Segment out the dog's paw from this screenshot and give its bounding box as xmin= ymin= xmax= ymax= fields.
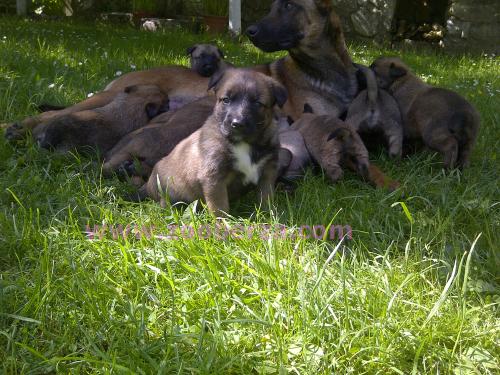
xmin=4 ymin=123 xmax=25 ymax=142
xmin=118 ymin=160 xmax=136 ymax=177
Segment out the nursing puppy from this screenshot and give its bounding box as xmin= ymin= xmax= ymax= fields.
xmin=371 ymin=57 xmax=480 ymax=169
xmin=102 ymin=96 xmax=216 ymax=180
xmin=35 ymin=84 xmax=169 ymax=154
xmin=346 ymin=66 xmax=403 ymax=158
xmin=291 ymin=110 xmax=370 ymax=184
xmin=187 ymin=43 xmax=233 ymax=77
xmin=136 ymin=69 xmax=287 ymax=216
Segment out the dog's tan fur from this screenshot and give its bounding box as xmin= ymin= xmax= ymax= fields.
xmin=102 ymin=96 xmax=215 ymax=179
xmin=371 ymin=57 xmax=480 ymax=169
xmin=34 ymin=84 xmax=169 ymax=154
xmin=137 ymin=69 xmax=286 ymax=216
xmin=346 ymin=66 xmax=404 ymax=158
xmin=291 ymin=113 xmax=370 ymax=183
xmin=187 ymin=43 xmax=233 ymax=77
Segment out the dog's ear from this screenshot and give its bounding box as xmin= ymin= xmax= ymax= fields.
xmin=303 ymin=103 xmax=314 ymax=114
xmin=207 ymin=68 xmax=227 ymax=91
xmin=314 ymin=0 xmax=333 ymax=13
xmin=389 ymin=63 xmax=407 ymax=79
xmin=217 ymin=47 xmax=225 ymax=59
xmin=124 ymin=85 xmax=138 ymax=94
xmin=186 ymin=45 xmax=197 ymax=56
xmin=327 ymin=127 xmax=351 ymax=142
xmin=272 ymin=83 xmax=288 ymax=108
xmin=145 ymin=103 xmax=161 ymax=119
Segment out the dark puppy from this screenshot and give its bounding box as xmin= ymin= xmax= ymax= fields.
xmin=346 ymin=66 xmax=404 ymax=158
xmin=291 ymin=112 xmax=370 ymax=183
xmin=371 ymin=57 xmax=480 ymax=169
xmin=136 ymin=69 xmax=287 ymax=216
xmin=35 ymin=85 xmax=169 ymax=154
xmin=102 ymin=96 xmax=216 ymax=180
xmin=186 ymin=43 xmax=233 ymax=77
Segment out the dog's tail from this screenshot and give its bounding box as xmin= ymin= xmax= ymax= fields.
xmin=448 ymin=110 xmax=480 ymax=146
xmin=359 ymin=66 xmax=378 ymax=105
xmin=37 ymin=103 xmax=67 ymax=112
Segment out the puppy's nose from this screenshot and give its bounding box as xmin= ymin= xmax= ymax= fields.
xmin=246 ymin=25 xmax=259 ymax=37
xmin=231 ymin=119 xmax=244 ymax=129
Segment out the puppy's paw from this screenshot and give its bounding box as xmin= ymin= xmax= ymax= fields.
xmin=118 ymin=160 xmax=136 ymax=177
xmin=4 ymin=123 xmax=25 ymax=142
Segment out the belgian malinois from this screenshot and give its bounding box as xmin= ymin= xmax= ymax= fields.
xmin=34 ymin=84 xmax=169 ymax=154
xmin=246 ymin=0 xmax=358 ymax=120
xmin=135 ymin=69 xmax=287 ymax=216
xmin=346 ymin=66 xmax=404 ymax=158
xmin=102 ymin=96 xmax=216 ymax=180
xmin=187 ymin=43 xmax=233 ymax=77
xmin=371 ymin=57 xmax=480 ymax=169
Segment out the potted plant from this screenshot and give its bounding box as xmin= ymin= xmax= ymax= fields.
xmin=201 ymin=0 xmax=228 ymax=34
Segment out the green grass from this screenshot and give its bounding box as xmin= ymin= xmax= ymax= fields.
xmin=0 ymin=16 xmax=499 ymax=374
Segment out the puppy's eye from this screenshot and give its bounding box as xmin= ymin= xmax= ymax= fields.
xmin=284 ymin=1 xmax=294 ymax=10
xmin=221 ymin=97 xmax=230 ymax=104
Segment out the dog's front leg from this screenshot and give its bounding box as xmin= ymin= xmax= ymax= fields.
xmin=257 ymin=159 xmax=279 ymax=210
xmin=203 ymin=182 xmax=230 ymax=217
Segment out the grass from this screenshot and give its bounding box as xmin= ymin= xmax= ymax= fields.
xmin=0 ymin=16 xmax=499 ymax=374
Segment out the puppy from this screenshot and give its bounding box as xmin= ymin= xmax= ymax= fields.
xmin=102 ymin=96 xmax=216 ymax=180
xmin=371 ymin=57 xmax=480 ymax=169
xmin=187 ymin=44 xmax=233 ymax=78
xmin=276 ymin=115 xmax=310 ymax=181
xmin=35 ymin=85 xmax=169 ymax=154
xmin=347 ymin=66 xmax=404 ymax=158
xmin=136 ymin=68 xmax=287 ymax=216
xmin=291 ymin=111 xmax=370 ymax=183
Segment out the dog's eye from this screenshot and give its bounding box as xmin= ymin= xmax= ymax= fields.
xmin=221 ymin=97 xmax=231 ymax=105
xmin=284 ymin=1 xmax=294 ymax=10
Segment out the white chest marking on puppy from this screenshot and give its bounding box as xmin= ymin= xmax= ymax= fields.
xmin=231 ymin=142 xmax=269 ymax=185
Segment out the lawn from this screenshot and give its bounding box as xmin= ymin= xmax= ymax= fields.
xmin=0 ymin=16 xmax=499 ymax=374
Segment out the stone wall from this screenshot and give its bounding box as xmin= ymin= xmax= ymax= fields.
xmin=332 ymin=0 xmax=396 ymax=41
xmin=445 ymin=0 xmax=500 ymax=53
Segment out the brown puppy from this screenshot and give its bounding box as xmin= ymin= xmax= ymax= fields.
xmin=187 ymin=43 xmax=233 ymax=77
xmin=102 ymin=96 xmax=216 ymax=180
xmin=35 ymin=85 xmax=169 ymax=154
xmin=291 ymin=112 xmax=370 ymax=183
xmin=346 ymin=66 xmax=404 ymax=158
xmin=137 ymin=69 xmax=287 ymax=216
xmin=371 ymin=57 xmax=480 ymax=169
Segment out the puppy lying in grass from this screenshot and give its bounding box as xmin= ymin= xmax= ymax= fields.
xmin=347 ymin=66 xmax=403 ymax=158
xmin=291 ymin=105 xmax=370 ymax=184
xmin=371 ymin=57 xmax=480 ymax=169
xmin=34 ymin=85 xmax=169 ymax=154
xmin=102 ymin=96 xmax=215 ymax=181
xmin=134 ymin=69 xmax=287 ymax=216
xmin=187 ymin=43 xmax=233 ymax=77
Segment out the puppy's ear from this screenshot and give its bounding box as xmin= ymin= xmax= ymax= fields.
xmin=124 ymin=85 xmax=138 ymax=94
xmin=208 ymin=69 xmax=226 ymax=91
xmin=389 ymin=63 xmax=407 ymax=79
xmin=327 ymin=127 xmax=351 ymax=142
xmin=217 ymin=48 xmax=225 ymax=59
xmin=272 ymin=83 xmax=288 ymax=108
xmin=314 ymin=0 xmax=333 ymax=13
xmin=303 ymin=103 xmax=314 ymax=114
xmin=186 ymin=45 xmax=197 ymax=56
xmin=145 ymin=103 xmax=161 ymax=119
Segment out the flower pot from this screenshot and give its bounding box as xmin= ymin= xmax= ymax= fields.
xmin=202 ymin=15 xmax=228 ymax=34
